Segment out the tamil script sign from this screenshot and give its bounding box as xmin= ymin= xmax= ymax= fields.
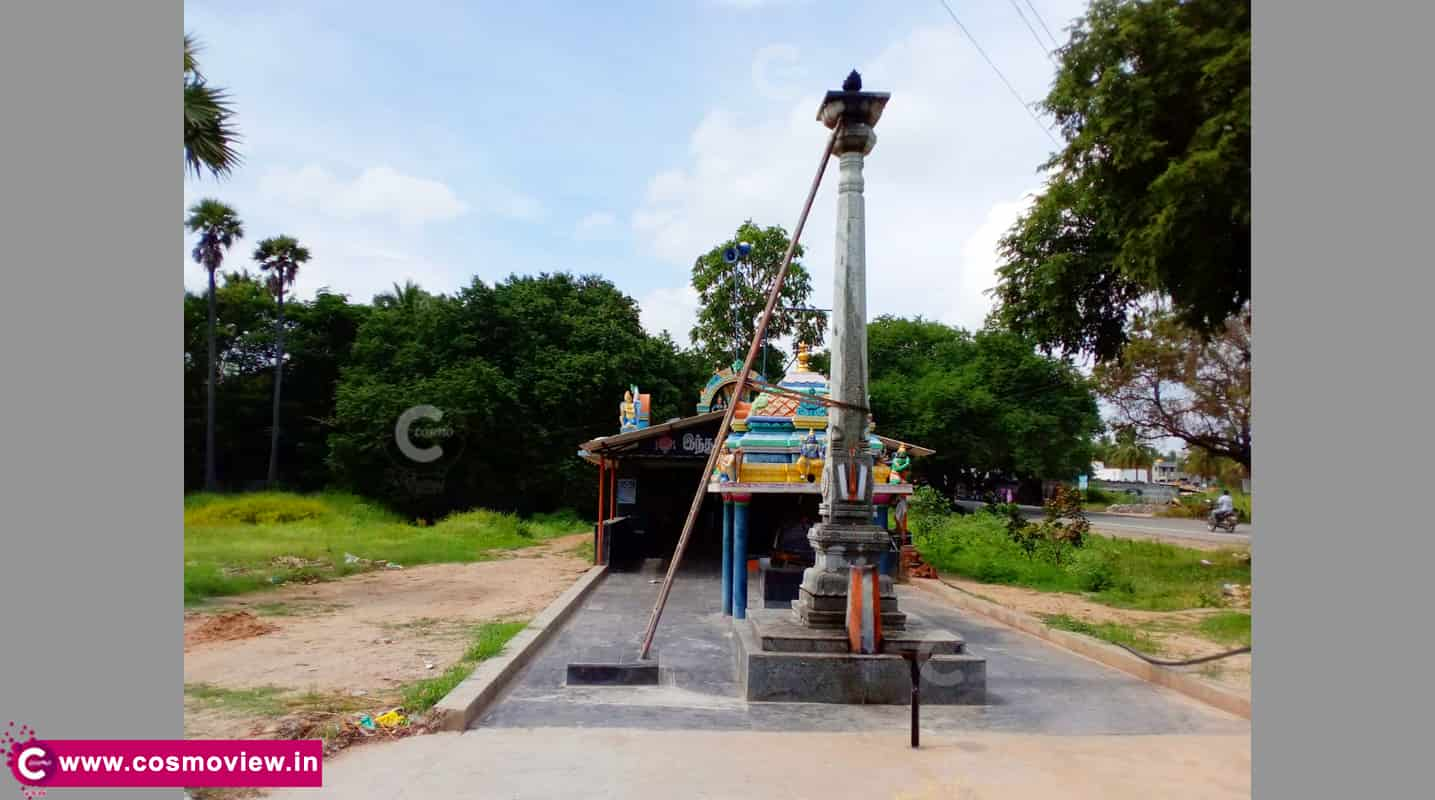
xmin=637 ymin=429 xmax=717 ymax=458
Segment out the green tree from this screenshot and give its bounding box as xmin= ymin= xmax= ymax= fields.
xmin=867 ymin=317 xmax=1101 ymax=496
xmin=1181 ymin=445 xmax=1246 ymax=486
xmin=992 ymin=0 xmax=1250 ymax=361
xmin=328 ymin=273 xmax=707 ymax=516
xmin=689 ymin=221 xmax=826 ymax=369
xmin=1096 ymin=304 xmax=1251 ymax=469
xmin=183 ymin=275 xmax=368 ymax=490
xmin=253 ymin=235 xmax=312 ymax=487
xmin=1103 ymin=428 xmax=1158 ymax=476
xmin=185 ymin=199 xmax=244 ymax=490
xmin=375 ymin=280 xmax=430 ymax=311
xmin=184 ymin=33 xmax=241 ymax=179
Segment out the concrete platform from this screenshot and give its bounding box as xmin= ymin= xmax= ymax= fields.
xmin=734 ymin=609 xmax=985 ymax=704
xmin=734 ymin=618 xmax=987 ymax=705
xmin=475 ymin=570 xmax=1249 ymax=736
xmin=750 ymin=608 xmax=965 ymax=654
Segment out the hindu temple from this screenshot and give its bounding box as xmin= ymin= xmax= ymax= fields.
xmin=576 ymin=69 xmax=985 ymax=704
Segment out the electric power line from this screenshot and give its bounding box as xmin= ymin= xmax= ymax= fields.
xmin=935 ymin=0 xmax=1061 ymax=147
xmin=1007 ymin=0 xmax=1060 ymax=66
xmin=1021 ymin=0 xmax=1064 ymax=51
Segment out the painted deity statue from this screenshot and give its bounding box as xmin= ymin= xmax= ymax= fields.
xmin=888 ymin=443 xmax=911 ymax=484
xmin=715 ymin=448 xmax=737 ymax=483
xmin=619 ymin=390 xmax=635 ymax=430
xmin=795 ymin=429 xmax=822 ymax=483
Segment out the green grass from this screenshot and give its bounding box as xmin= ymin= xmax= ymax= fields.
xmin=1160 ymin=489 xmax=1252 ymax=522
xmin=1197 ymin=611 xmax=1252 ymax=647
xmin=185 ymin=680 xmax=375 ymax=723
xmin=184 ymin=684 xmax=290 ymax=717
xmin=400 ymin=621 xmax=528 ymax=713
xmin=912 ymin=508 xmax=1250 ymax=611
xmin=1039 ymin=614 xmax=1164 ymax=654
xmin=184 ymin=492 xmax=589 ymax=603
xmin=1083 ymin=487 xmax=1139 ymax=506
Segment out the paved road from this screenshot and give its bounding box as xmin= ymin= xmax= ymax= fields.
xmin=955 ymin=501 xmax=1251 ymax=548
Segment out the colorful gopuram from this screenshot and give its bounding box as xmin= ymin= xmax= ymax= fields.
xmin=708 ymin=343 xmax=925 ymax=620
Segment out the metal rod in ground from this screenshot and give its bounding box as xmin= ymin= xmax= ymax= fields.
xmin=637 ymin=124 xmax=841 ymax=661
xmin=910 ymin=656 xmax=921 ymax=748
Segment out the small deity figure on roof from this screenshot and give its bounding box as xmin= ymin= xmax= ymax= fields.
xmin=795 ymin=430 xmax=822 ymax=483
xmin=889 ymin=443 xmax=911 ymax=484
xmin=620 ymin=390 xmax=634 ymax=430
xmin=716 ymin=448 xmax=737 ymax=483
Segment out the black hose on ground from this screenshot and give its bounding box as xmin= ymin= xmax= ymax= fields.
xmin=1111 ymin=642 xmax=1251 ymax=666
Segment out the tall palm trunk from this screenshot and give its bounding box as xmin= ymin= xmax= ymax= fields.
xmin=205 ymin=266 xmax=219 ymax=490
xmin=267 ymin=285 xmax=285 ymax=487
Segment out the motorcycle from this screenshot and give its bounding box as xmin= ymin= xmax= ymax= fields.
xmin=1206 ymin=500 xmax=1239 ymax=533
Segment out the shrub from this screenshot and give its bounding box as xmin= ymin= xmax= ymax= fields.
xmin=907 ymin=485 xmax=953 ymax=539
xmin=184 ymin=494 xmax=331 ymax=526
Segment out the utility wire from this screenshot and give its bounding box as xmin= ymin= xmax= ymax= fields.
xmin=935 ymin=0 xmax=1060 ymax=147
xmin=1021 ymin=0 xmax=1064 ymax=51
xmin=1007 ymin=0 xmax=1058 ymax=65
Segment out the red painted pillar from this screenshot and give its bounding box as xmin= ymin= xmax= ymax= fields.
xmin=596 ymin=460 xmax=606 ymax=565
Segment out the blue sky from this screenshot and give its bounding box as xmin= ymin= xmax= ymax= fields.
xmin=183 ymin=0 xmax=1090 ymax=345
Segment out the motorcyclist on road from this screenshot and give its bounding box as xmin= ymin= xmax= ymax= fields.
xmin=1214 ymin=490 xmax=1236 ymax=523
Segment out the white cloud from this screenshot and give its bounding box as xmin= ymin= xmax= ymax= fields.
xmin=638 ymin=285 xmax=701 ymax=341
xmin=260 ymin=165 xmax=467 ymax=228
xmin=751 ymin=44 xmax=805 ymax=101
xmin=630 ymin=23 xmax=1061 ymax=336
xmin=575 ymin=211 xmax=618 ymax=239
xmin=487 ymin=185 xmax=546 ymax=222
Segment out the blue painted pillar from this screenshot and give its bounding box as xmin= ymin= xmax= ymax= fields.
xmin=721 ymin=499 xmax=734 ymax=616
xmin=731 ymin=495 xmax=751 ymax=620
xmin=874 ymin=502 xmax=894 ymax=576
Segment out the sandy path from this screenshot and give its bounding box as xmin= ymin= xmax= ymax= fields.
xmin=184 ymin=534 xmax=590 ymax=737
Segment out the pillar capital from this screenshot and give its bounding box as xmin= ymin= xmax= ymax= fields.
xmin=816 ymin=70 xmax=889 ymax=157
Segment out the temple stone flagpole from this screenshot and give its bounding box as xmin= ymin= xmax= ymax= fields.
xmin=795 ymin=71 xmax=905 ymax=631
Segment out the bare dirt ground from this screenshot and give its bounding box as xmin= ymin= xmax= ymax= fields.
xmin=184 ymin=534 xmax=590 ymax=740
xmin=939 ymin=576 xmax=1251 ymax=697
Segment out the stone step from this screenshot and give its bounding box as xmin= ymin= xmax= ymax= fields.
xmin=751 ymin=610 xmax=963 ymax=655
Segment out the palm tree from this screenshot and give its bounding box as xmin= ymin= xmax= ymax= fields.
xmin=254 ymin=236 xmax=312 ymax=487
xmin=374 ymin=280 xmax=428 ymax=311
xmin=185 ymin=199 xmax=244 ymax=490
xmin=1106 ymin=429 xmax=1157 ymax=481
xmin=184 ymin=33 xmax=241 ymax=179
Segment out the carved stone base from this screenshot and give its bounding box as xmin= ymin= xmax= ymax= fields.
xmin=792 ymin=519 xmax=906 ymax=629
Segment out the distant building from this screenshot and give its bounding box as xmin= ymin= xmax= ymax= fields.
xmin=1091 ymin=460 xmax=1149 ymax=483
xmin=1090 ymin=459 xmax=1184 ymax=485
xmin=1152 ymin=460 xmax=1183 ymax=484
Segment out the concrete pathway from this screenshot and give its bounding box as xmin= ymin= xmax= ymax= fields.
xmin=272 ymin=570 xmax=1250 ymax=798
xmin=274 ymin=728 xmax=1250 ymax=799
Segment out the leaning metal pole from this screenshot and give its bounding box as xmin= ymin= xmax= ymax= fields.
xmin=637 ymin=123 xmax=841 ymax=660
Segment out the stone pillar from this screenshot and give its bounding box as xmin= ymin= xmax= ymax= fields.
xmin=795 ymin=71 xmax=905 ymax=630
xmin=721 ymin=499 xmax=734 ymax=616
xmin=732 ymin=494 xmax=751 ymax=620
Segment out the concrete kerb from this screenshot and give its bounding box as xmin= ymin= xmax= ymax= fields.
xmin=910 ymin=578 xmax=1251 ymax=720
xmin=433 ymin=564 xmax=609 ymax=732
